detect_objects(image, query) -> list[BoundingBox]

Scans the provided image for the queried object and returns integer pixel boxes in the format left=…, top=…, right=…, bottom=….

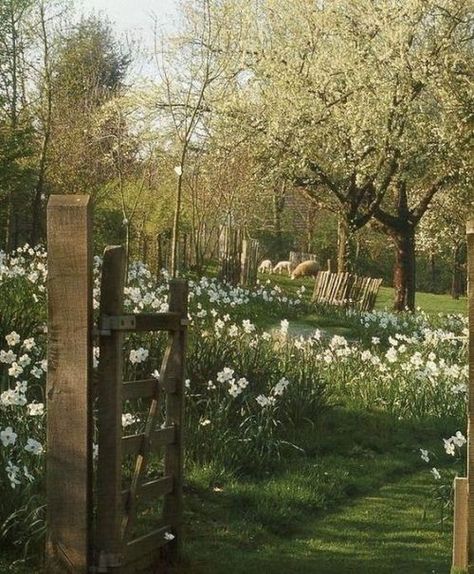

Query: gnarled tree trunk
left=391, top=227, right=416, bottom=312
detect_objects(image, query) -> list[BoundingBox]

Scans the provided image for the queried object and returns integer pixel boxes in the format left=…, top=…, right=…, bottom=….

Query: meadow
left=0, top=245, right=468, bottom=573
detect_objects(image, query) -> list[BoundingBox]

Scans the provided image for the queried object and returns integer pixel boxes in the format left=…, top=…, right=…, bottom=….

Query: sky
left=78, top=0, right=179, bottom=78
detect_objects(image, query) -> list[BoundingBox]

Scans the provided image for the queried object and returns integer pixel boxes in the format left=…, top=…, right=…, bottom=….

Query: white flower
left=15, top=381, right=27, bottom=394
left=217, top=368, right=234, bottom=383
left=228, top=383, right=242, bottom=397
left=431, top=467, right=441, bottom=480
left=385, top=348, right=397, bottom=363
left=443, top=438, right=456, bottom=456
left=18, top=354, right=31, bottom=367
left=24, top=438, right=43, bottom=455
left=151, top=369, right=161, bottom=380
left=174, top=165, right=183, bottom=176
left=8, top=362, right=23, bottom=378
left=0, top=389, right=26, bottom=406
left=312, top=329, right=322, bottom=341
left=242, top=320, right=256, bottom=334
left=371, top=337, right=380, bottom=345
left=229, top=325, right=239, bottom=337
left=122, top=413, right=140, bottom=428
left=25, top=402, right=43, bottom=417
left=200, top=419, right=211, bottom=426
left=0, top=427, right=17, bottom=447
left=280, top=319, right=289, bottom=335
left=236, top=377, right=249, bottom=389
left=0, top=350, right=17, bottom=364
left=6, top=461, right=20, bottom=488
left=30, top=366, right=43, bottom=379
left=255, top=394, right=275, bottom=407
left=129, top=348, right=149, bottom=364
left=164, top=531, right=175, bottom=541
left=5, top=332, right=20, bottom=347
left=93, top=346, right=100, bottom=369
left=22, top=338, right=35, bottom=351
left=185, top=379, right=191, bottom=389
left=453, top=431, right=466, bottom=448
left=273, top=377, right=290, bottom=396
left=420, top=449, right=429, bottom=463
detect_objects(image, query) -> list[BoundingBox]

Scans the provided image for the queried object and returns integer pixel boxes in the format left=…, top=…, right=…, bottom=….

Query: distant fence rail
left=312, top=271, right=382, bottom=311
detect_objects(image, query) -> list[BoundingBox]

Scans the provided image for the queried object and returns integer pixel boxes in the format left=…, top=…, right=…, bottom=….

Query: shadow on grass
left=179, top=409, right=455, bottom=574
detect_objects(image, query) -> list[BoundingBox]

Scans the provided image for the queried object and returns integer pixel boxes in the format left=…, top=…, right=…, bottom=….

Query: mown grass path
left=182, top=470, right=451, bottom=574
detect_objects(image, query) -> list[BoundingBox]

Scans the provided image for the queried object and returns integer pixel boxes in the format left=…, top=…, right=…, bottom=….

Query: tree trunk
left=337, top=217, right=350, bottom=273
left=391, top=227, right=416, bottom=312
left=430, top=253, right=436, bottom=293
left=171, top=171, right=183, bottom=277
left=451, top=244, right=462, bottom=300
left=273, top=183, right=286, bottom=259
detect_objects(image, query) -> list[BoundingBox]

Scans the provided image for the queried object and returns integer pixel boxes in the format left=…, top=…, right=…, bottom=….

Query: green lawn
left=179, top=409, right=454, bottom=574
left=266, top=271, right=467, bottom=316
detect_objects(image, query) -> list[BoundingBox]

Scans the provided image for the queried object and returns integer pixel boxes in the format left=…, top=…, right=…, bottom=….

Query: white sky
left=79, top=0, right=178, bottom=35
left=78, top=0, right=179, bottom=78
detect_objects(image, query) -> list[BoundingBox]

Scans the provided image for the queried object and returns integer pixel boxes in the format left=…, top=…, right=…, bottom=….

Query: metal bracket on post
left=98, top=315, right=136, bottom=335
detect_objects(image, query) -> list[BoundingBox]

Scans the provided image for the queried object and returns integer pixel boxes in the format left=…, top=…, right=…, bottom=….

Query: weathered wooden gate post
left=467, top=219, right=474, bottom=574
left=46, top=195, right=93, bottom=573
left=452, top=220, right=473, bottom=574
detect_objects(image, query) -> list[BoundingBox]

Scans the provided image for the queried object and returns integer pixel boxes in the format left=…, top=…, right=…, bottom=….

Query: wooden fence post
left=467, top=219, right=474, bottom=573
left=453, top=477, right=469, bottom=572
left=46, top=195, right=93, bottom=574
left=162, top=279, right=188, bottom=562
left=96, top=246, right=126, bottom=571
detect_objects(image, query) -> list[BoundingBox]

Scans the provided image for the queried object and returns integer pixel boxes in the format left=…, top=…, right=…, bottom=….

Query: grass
left=179, top=408, right=455, bottom=574
left=266, top=272, right=467, bottom=315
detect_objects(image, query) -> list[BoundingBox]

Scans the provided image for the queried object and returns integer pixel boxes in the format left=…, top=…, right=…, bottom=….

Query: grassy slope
left=180, top=409, right=454, bottom=574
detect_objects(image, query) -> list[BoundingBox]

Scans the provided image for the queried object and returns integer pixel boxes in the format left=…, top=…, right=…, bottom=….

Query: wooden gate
left=312, top=271, right=382, bottom=312
left=46, top=196, right=187, bottom=574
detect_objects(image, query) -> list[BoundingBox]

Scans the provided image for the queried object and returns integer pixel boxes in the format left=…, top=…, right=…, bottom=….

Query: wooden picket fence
left=46, top=196, right=187, bottom=574
left=451, top=219, right=474, bottom=574
left=312, top=271, right=382, bottom=311
left=240, top=238, right=260, bottom=287
left=218, top=226, right=260, bottom=287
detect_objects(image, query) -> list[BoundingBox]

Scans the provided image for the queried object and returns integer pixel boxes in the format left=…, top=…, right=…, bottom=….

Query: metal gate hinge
left=98, top=315, right=136, bottom=335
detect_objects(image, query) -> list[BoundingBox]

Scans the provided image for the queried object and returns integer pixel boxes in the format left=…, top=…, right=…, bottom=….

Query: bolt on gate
left=46, top=196, right=188, bottom=574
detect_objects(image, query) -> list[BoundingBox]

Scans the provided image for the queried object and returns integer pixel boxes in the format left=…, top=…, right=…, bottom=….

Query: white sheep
left=291, top=260, right=320, bottom=280
left=258, top=259, right=273, bottom=274
left=272, top=261, right=292, bottom=275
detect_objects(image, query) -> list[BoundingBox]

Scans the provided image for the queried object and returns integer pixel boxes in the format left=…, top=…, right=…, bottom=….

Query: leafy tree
left=204, top=0, right=473, bottom=308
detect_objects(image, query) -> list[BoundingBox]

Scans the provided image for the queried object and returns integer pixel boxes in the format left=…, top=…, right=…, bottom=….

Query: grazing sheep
left=291, top=260, right=320, bottom=280
left=272, top=261, right=292, bottom=275
left=258, top=259, right=273, bottom=274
